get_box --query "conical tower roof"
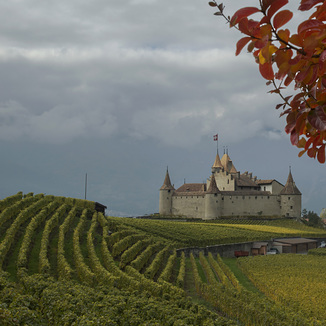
[207,174,220,194]
[212,153,223,169]
[160,169,175,190]
[221,153,237,173]
[280,170,301,195]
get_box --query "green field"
[0,192,325,325]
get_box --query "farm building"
[272,238,317,253]
[159,151,302,219]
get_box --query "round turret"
[159,169,174,215]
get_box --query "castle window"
[288,197,290,200]
[227,179,229,184]
[267,196,270,199]
[214,194,217,197]
[255,196,257,199]
[290,206,293,209]
[168,190,170,193]
[222,197,224,200]
[264,186,266,191]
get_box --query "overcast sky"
[0,0,325,216]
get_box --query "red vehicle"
[234,250,249,258]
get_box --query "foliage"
[1,193,326,324]
[237,254,326,321]
[209,0,326,163]
[302,208,324,227]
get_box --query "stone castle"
[159,151,301,219]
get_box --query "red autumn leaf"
[290,129,299,145]
[305,137,314,150]
[273,10,293,30]
[298,149,306,157]
[267,0,288,19]
[236,37,252,56]
[299,0,323,11]
[308,106,326,131]
[259,62,274,80]
[230,7,260,26]
[298,19,325,36]
[308,147,317,158]
[320,50,326,62]
[317,144,326,163]
[262,0,276,11]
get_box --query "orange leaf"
[298,149,306,157]
[230,7,260,26]
[259,62,274,80]
[236,37,252,56]
[273,10,293,30]
[277,29,290,44]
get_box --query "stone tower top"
[280,169,301,195]
[206,174,220,194]
[160,168,175,191]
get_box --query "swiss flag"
[213,134,218,141]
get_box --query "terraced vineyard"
[0,192,325,325]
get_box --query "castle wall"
[280,195,301,218]
[220,194,281,217]
[260,181,284,194]
[208,171,235,191]
[171,195,205,218]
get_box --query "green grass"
[222,257,262,294]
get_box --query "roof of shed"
[273,238,317,245]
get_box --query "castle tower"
[221,153,237,174]
[204,174,221,220]
[212,153,223,173]
[159,168,175,215]
[280,168,302,218]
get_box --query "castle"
[159,151,301,219]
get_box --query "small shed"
[95,202,107,215]
[273,238,317,253]
[251,242,268,256]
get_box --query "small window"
[222,197,224,200]
[168,190,170,193]
[227,179,229,184]
[288,197,291,200]
[290,206,293,209]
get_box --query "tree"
[209,0,326,163]
[302,208,323,227]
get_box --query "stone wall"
[221,194,281,217]
[176,240,274,258]
[171,195,205,218]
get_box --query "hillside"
[0,192,325,325]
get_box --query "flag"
[213,134,218,141]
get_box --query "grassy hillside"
[0,192,325,325]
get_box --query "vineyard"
[0,192,326,325]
